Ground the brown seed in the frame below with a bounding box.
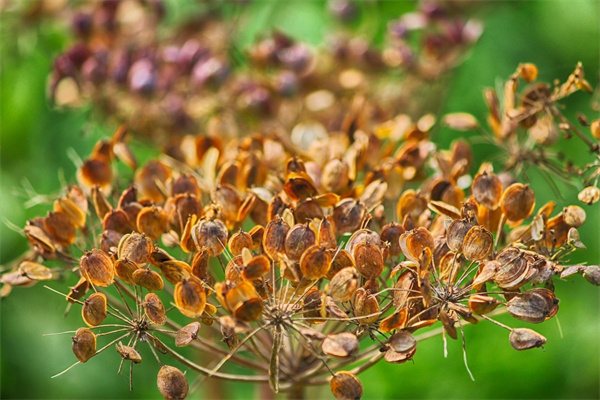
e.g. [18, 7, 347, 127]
[578, 186, 600, 205]
[507, 288, 558, 323]
[157, 260, 193, 285]
[91, 186, 112, 220]
[72, 327, 96, 363]
[174, 279, 207, 318]
[300, 245, 332, 279]
[329, 267, 359, 302]
[191, 218, 228, 257]
[463, 225, 493, 261]
[82, 292, 107, 327]
[446, 219, 473, 253]
[157, 365, 189, 400]
[44, 211, 76, 247]
[397, 190, 428, 221]
[472, 171, 503, 210]
[233, 297, 264, 322]
[175, 322, 201, 347]
[332, 199, 366, 235]
[24, 222, 55, 256]
[283, 172, 318, 201]
[263, 217, 290, 260]
[67, 277, 89, 303]
[494, 247, 529, 289]
[380, 222, 405, 258]
[518, 63, 538, 82]
[54, 197, 86, 228]
[132, 268, 164, 291]
[345, 229, 380, 256]
[353, 288, 380, 324]
[115, 258, 139, 285]
[330, 371, 363, 400]
[103, 209, 134, 235]
[388, 331, 417, 353]
[242, 254, 271, 280]
[353, 242, 383, 279]
[211, 185, 242, 224]
[116, 342, 142, 363]
[78, 157, 112, 192]
[285, 224, 316, 261]
[318, 216, 338, 249]
[563, 205, 586, 227]
[500, 183, 535, 222]
[135, 160, 172, 203]
[509, 328, 546, 351]
[137, 206, 168, 241]
[191, 247, 210, 281]
[399, 227, 434, 263]
[144, 293, 167, 325]
[322, 332, 359, 358]
[322, 159, 350, 193]
[118, 233, 153, 265]
[468, 294, 501, 315]
[18, 261, 52, 281]
[228, 229, 253, 256]
[80, 249, 114, 287]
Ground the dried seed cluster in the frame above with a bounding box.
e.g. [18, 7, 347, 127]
[2, 1, 600, 400]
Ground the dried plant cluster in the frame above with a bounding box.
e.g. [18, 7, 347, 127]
[2, 1, 600, 400]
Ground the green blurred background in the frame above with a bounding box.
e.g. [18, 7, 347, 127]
[1, 1, 599, 399]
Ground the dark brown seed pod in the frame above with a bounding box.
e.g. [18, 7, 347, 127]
[157, 365, 189, 400]
[115, 258, 139, 285]
[191, 218, 228, 257]
[263, 217, 290, 260]
[24, 222, 55, 256]
[472, 171, 503, 210]
[285, 223, 316, 261]
[345, 229, 380, 256]
[233, 297, 264, 322]
[329, 267, 359, 302]
[82, 292, 107, 327]
[137, 206, 168, 241]
[44, 211, 76, 246]
[501, 183, 535, 222]
[332, 199, 366, 235]
[353, 242, 384, 279]
[118, 233, 153, 265]
[175, 322, 201, 347]
[354, 287, 380, 324]
[144, 293, 167, 325]
[103, 209, 134, 235]
[463, 225, 493, 261]
[380, 222, 405, 258]
[468, 294, 501, 315]
[494, 247, 529, 289]
[283, 172, 318, 201]
[72, 327, 96, 363]
[330, 371, 363, 400]
[116, 342, 142, 363]
[18, 261, 52, 281]
[389, 331, 417, 353]
[300, 245, 332, 279]
[509, 328, 547, 351]
[399, 227, 434, 264]
[507, 288, 559, 323]
[132, 268, 164, 291]
[174, 279, 207, 318]
[322, 332, 359, 358]
[318, 216, 337, 249]
[67, 277, 89, 303]
[211, 185, 241, 224]
[80, 249, 114, 287]
[78, 157, 112, 192]
[228, 229, 253, 256]
[446, 219, 473, 253]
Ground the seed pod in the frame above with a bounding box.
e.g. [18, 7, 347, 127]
[563, 205, 586, 227]
[54, 197, 86, 228]
[300, 245, 332, 279]
[494, 247, 529, 289]
[115, 258, 139, 285]
[103, 209, 135, 235]
[578, 186, 600, 205]
[175, 322, 201, 347]
[72, 327, 96, 363]
[518, 63, 538, 82]
[463, 225, 493, 261]
[285, 223, 316, 261]
[327, 249, 355, 280]
[379, 309, 408, 333]
[116, 342, 142, 363]
[157, 260, 193, 285]
[137, 206, 168, 241]
[332, 199, 366, 235]
[472, 171, 503, 210]
[384, 346, 417, 364]
[192, 218, 228, 257]
[397, 190, 428, 221]
[144, 293, 167, 325]
[118, 233, 153, 265]
[78, 157, 112, 193]
[353, 242, 383, 279]
[509, 328, 546, 351]
[191, 247, 210, 281]
[229, 282, 263, 322]
[24, 222, 55, 256]
[330, 371, 363, 400]
[18, 261, 52, 281]
[468, 294, 501, 315]
[283, 172, 318, 201]
[80, 249, 114, 287]
[507, 288, 559, 323]
[157, 365, 189, 400]
[174, 279, 206, 318]
[353, 288, 380, 324]
[399, 227, 434, 263]
[583, 265, 600, 286]
[82, 292, 107, 327]
[501, 183, 535, 222]
[67, 277, 89, 303]
[446, 219, 473, 253]
[318, 216, 337, 249]
[322, 332, 359, 358]
[329, 267, 359, 302]
[263, 217, 290, 260]
[389, 331, 417, 353]
[242, 254, 271, 281]
[44, 211, 76, 246]
[228, 230, 253, 256]
[211, 185, 241, 224]
[380, 222, 405, 258]
[345, 229, 380, 255]
[132, 268, 164, 291]
[392, 270, 416, 309]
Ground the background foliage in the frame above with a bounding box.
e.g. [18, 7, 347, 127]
[1, 1, 599, 399]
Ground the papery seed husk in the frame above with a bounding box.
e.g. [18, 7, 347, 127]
[144, 292, 167, 325]
[175, 322, 201, 347]
[446, 219, 473, 253]
[157, 365, 189, 400]
[380, 222, 405, 257]
[80, 249, 114, 287]
[330, 371, 363, 400]
[132, 268, 164, 291]
[389, 331, 417, 353]
[116, 342, 142, 363]
[501, 183, 535, 222]
[137, 206, 168, 241]
[463, 225, 493, 261]
[379, 309, 408, 333]
[44, 211, 76, 247]
[583, 265, 600, 286]
[115, 258, 139, 285]
[353, 242, 383, 279]
[228, 230, 253, 256]
[384, 346, 417, 364]
[72, 327, 96, 363]
[118, 233, 153, 265]
[174, 279, 207, 318]
[158, 260, 192, 285]
[263, 218, 290, 260]
[300, 245, 332, 279]
[322, 332, 359, 358]
[285, 223, 316, 261]
[329, 267, 359, 302]
[353, 288, 380, 324]
[468, 294, 501, 315]
[509, 328, 546, 350]
[18, 261, 52, 281]
[507, 288, 558, 323]
[82, 292, 107, 327]
[192, 218, 228, 257]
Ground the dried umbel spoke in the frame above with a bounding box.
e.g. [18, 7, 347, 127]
[4, 2, 600, 399]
